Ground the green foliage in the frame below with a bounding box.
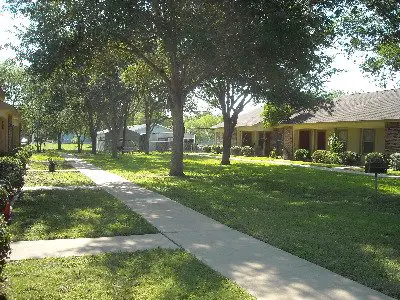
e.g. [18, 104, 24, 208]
[340, 151, 361, 166]
[11, 146, 34, 168]
[202, 145, 211, 153]
[269, 147, 278, 159]
[0, 216, 10, 282]
[262, 104, 294, 127]
[241, 146, 254, 157]
[0, 157, 24, 190]
[328, 133, 345, 154]
[211, 145, 222, 154]
[312, 150, 341, 164]
[9, 189, 157, 241]
[230, 146, 242, 156]
[185, 113, 222, 145]
[294, 149, 310, 161]
[25, 171, 94, 187]
[389, 153, 400, 171]
[82, 152, 400, 298]
[5, 250, 253, 300]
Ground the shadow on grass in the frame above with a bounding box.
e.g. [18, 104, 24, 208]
[5, 250, 253, 299]
[80, 152, 400, 298]
[9, 189, 157, 241]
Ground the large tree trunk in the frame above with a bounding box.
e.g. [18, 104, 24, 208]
[90, 130, 97, 154]
[169, 90, 185, 177]
[144, 122, 151, 155]
[76, 135, 82, 153]
[110, 128, 119, 158]
[57, 132, 62, 151]
[221, 116, 237, 165]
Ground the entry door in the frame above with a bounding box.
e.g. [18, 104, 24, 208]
[299, 130, 311, 150]
[316, 131, 326, 150]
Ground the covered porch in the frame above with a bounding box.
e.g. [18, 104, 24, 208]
[0, 87, 21, 154]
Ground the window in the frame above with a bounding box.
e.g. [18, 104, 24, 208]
[336, 129, 348, 150]
[362, 129, 375, 154]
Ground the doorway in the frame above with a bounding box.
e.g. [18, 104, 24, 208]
[298, 130, 311, 150]
[316, 131, 326, 150]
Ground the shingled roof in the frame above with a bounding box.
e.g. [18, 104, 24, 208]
[212, 106, 264, 128]
[288, 88, 400, 124]
[213, 89, 400, 129]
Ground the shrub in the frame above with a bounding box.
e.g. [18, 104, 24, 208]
[241, 146, 254, 157]
[202, 145, 211, 153]
[328, 133, 345, 154]
[230, 146, 242, 156]
[0, 157, 25, 190]
[0, 214, 10, 280]
[389, 153, 400, 170]
[11, 145, 34, 168]
[211, 145, 222, 154]
[294, 149, 310, 161]
[365, 152, 389, 173]
[269, 147, 278, 158]
[340, 151, 361, 166]
[365, 152, 388, 165]
[312, 150, 341, 164]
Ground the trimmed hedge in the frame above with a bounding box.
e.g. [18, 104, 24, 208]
[340, 151, 361, 166]
[241, 146, 254, 157]
[211, 145, 222, 154]
[0, 157, 25, 190]
[389, 153, 400, 171]
[294, 149, 310, 161]
[312, 150, 341, 164]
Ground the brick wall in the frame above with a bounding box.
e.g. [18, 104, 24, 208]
[385, 122, 400, 154]
[282, 126, 293, 160]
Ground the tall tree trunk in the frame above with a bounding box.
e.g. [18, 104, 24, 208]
[77, 135, 82, 153]
[110, 128, 119, 158]
[144, 122, 151, 155]
[169, 90, 185, 177]
[221, 116, 237, 165]
[57, 132, 62, 151]
[90, 130, 97, 154]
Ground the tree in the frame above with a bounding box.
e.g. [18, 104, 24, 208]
[198, 1, 335, 164]
[185, 113, 222, 145]
[7, 0, 338, 174]
[123, 62, 169, 154]
[339, 1, 400, 83]
[0, 59, 27, 106]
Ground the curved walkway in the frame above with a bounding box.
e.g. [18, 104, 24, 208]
[65, 156, 393, 300]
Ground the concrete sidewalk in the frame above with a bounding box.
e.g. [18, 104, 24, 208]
[68, 157, 393, 300]
[10, 234, 178, 260]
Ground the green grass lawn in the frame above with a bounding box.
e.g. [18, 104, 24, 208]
[25, 171, 94, 186]
[28, 161, 75, 170]
[4, 249, 253, 300]
[80, 152, 400, 298]
[9, 188, 157, 241]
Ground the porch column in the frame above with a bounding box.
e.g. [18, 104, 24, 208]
[282, 126, 294, 160]
[385, 122, 400, 154]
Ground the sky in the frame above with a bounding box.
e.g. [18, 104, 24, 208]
[1, 1, 398, 103]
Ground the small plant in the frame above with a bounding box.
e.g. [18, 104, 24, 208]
[0, 157, 25, 190]
[230, 146, 242, 156]
[241, 146, 254, 157]
[311, 150, 341, 164]
[211, 145, 222, 154]
[202, 145, 211, 153]
[340, 151, 361, 166]
[328, 133, 345, 154]
[48, 158, 56, 172]
[389, 153, 400, 171]
[364, 152, 388, 173]
[0, 216, 10, 280]
[269, 147, 278, 158]
[294, 149, 310, 161]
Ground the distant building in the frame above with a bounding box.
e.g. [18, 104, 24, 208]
[97, 124, 195, 152]
[0, 87, 21, 153]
